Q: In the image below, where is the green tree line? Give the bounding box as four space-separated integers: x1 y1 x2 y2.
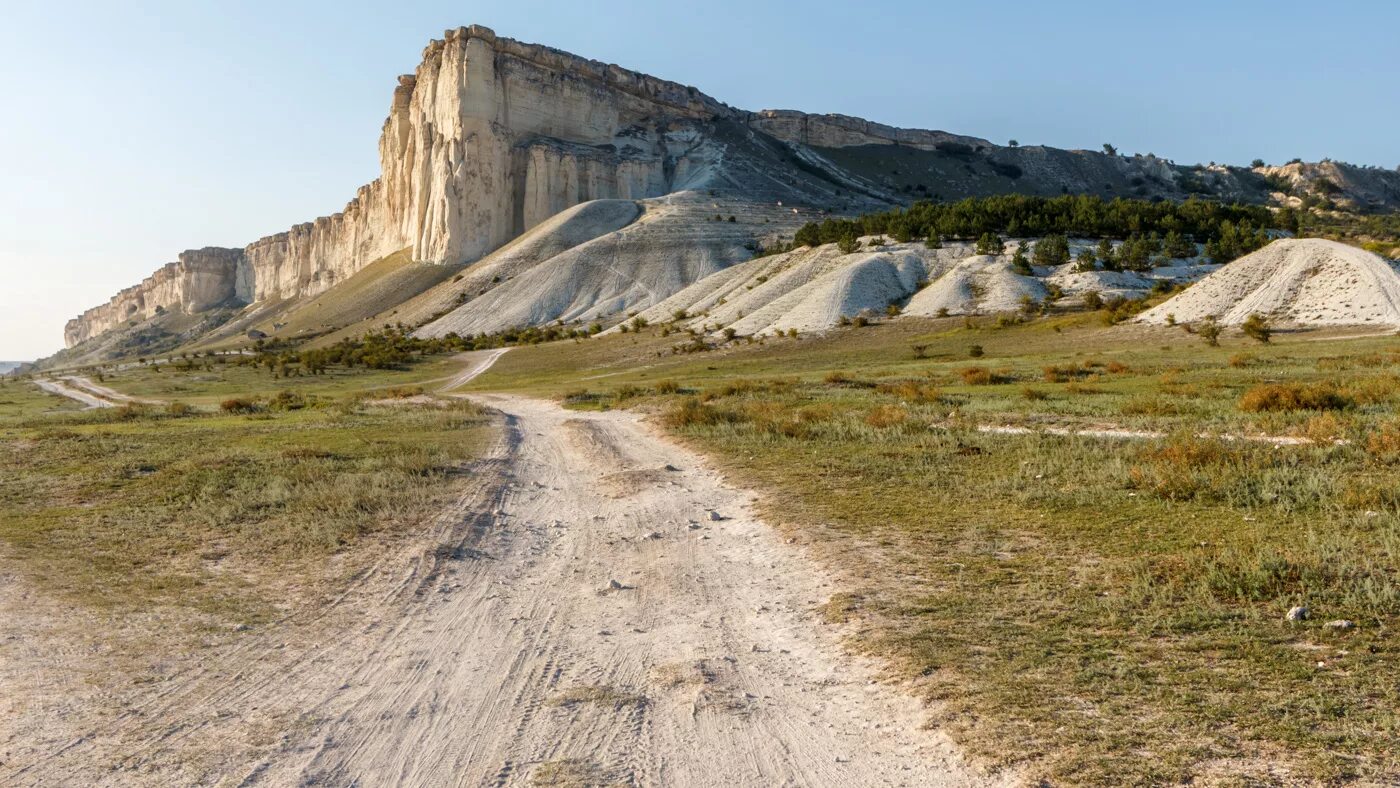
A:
793 194 1276 263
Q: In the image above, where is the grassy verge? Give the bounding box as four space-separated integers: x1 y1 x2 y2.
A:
0 378 87 418
74 353 467 407
0 396 493 625
468 316 1400 783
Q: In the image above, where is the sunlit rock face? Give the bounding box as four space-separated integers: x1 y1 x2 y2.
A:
66 25 738 347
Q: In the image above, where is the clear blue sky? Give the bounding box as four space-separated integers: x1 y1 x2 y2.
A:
1 0 1395 360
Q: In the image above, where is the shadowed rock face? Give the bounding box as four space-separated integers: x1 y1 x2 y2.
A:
63 25 1400 351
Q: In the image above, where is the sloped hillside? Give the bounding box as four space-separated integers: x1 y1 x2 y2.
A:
624 238 1211 337
413 194 821 338
1136 239 1400 326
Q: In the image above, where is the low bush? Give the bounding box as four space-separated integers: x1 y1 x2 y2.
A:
960 367 995 385
662 398 742 428
165 401 194 417
220 397 260 414
1239 383 1351 413
864 405 909 428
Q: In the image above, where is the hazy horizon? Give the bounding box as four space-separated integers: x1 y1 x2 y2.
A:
2 0 1396 360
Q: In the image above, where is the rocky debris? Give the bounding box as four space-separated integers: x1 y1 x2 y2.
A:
1323 619 1356 631
1286 605 1310 622
707 510 725 521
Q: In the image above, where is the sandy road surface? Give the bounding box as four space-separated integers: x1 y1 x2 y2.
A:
5 355 999 786
33 378 113 408
59 375 157 404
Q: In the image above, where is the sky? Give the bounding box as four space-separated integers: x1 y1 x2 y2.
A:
1 0 1396 360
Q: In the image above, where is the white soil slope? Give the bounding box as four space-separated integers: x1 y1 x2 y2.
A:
904 254 1046 317
628 238 1203 336
416 194 820 338
1137 238 1400 326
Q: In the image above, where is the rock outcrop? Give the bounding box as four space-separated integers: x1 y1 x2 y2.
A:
65 248 248 346
66 25 741 348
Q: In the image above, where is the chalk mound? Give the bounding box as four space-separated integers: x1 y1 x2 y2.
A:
1137 239 1400 326
628 239 1107 335
415 194 813 337
904 253 1046 317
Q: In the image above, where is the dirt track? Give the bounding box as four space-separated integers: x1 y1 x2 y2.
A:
32 378 112 409
5 353 1000 786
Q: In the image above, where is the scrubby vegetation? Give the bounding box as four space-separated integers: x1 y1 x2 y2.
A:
794 194 1275 262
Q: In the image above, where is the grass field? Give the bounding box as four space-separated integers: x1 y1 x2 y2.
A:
0 377 87 419
465 315 1400 784
70 353 467 408
0 378 493 627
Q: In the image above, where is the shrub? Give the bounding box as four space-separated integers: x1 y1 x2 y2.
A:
1197 317 1223 347
1105 361 1129 374
269 390 308 411
960 366 996 385
1022 387 1048 401
864 405 909 428
165 401 194 417
876 380 943 403
220 397 260 414
1364 422 1400 462
561 389 598 405
1082 290 1104 310
383 385 424 399
662 398 741 428
654 379 680 394
1239 383 1351 413
1241 313 1272 343
968 344 985 358
1228 353 1255 368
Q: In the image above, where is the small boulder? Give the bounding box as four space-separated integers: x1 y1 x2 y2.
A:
1286 605 1309 622
707 510 724 521
1323 619 1355 631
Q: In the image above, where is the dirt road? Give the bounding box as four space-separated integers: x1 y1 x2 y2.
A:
7 353 999 786
32 377 112 408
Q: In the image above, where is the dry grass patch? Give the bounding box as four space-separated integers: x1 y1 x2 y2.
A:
1240 383 1351 413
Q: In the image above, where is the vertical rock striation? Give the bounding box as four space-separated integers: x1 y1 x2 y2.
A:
66 25 735 347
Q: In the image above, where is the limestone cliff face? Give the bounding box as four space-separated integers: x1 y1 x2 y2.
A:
64 248 248 346
66 25 735 347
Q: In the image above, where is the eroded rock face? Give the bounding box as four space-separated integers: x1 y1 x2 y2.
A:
66 25 733 348
65 248 247 346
